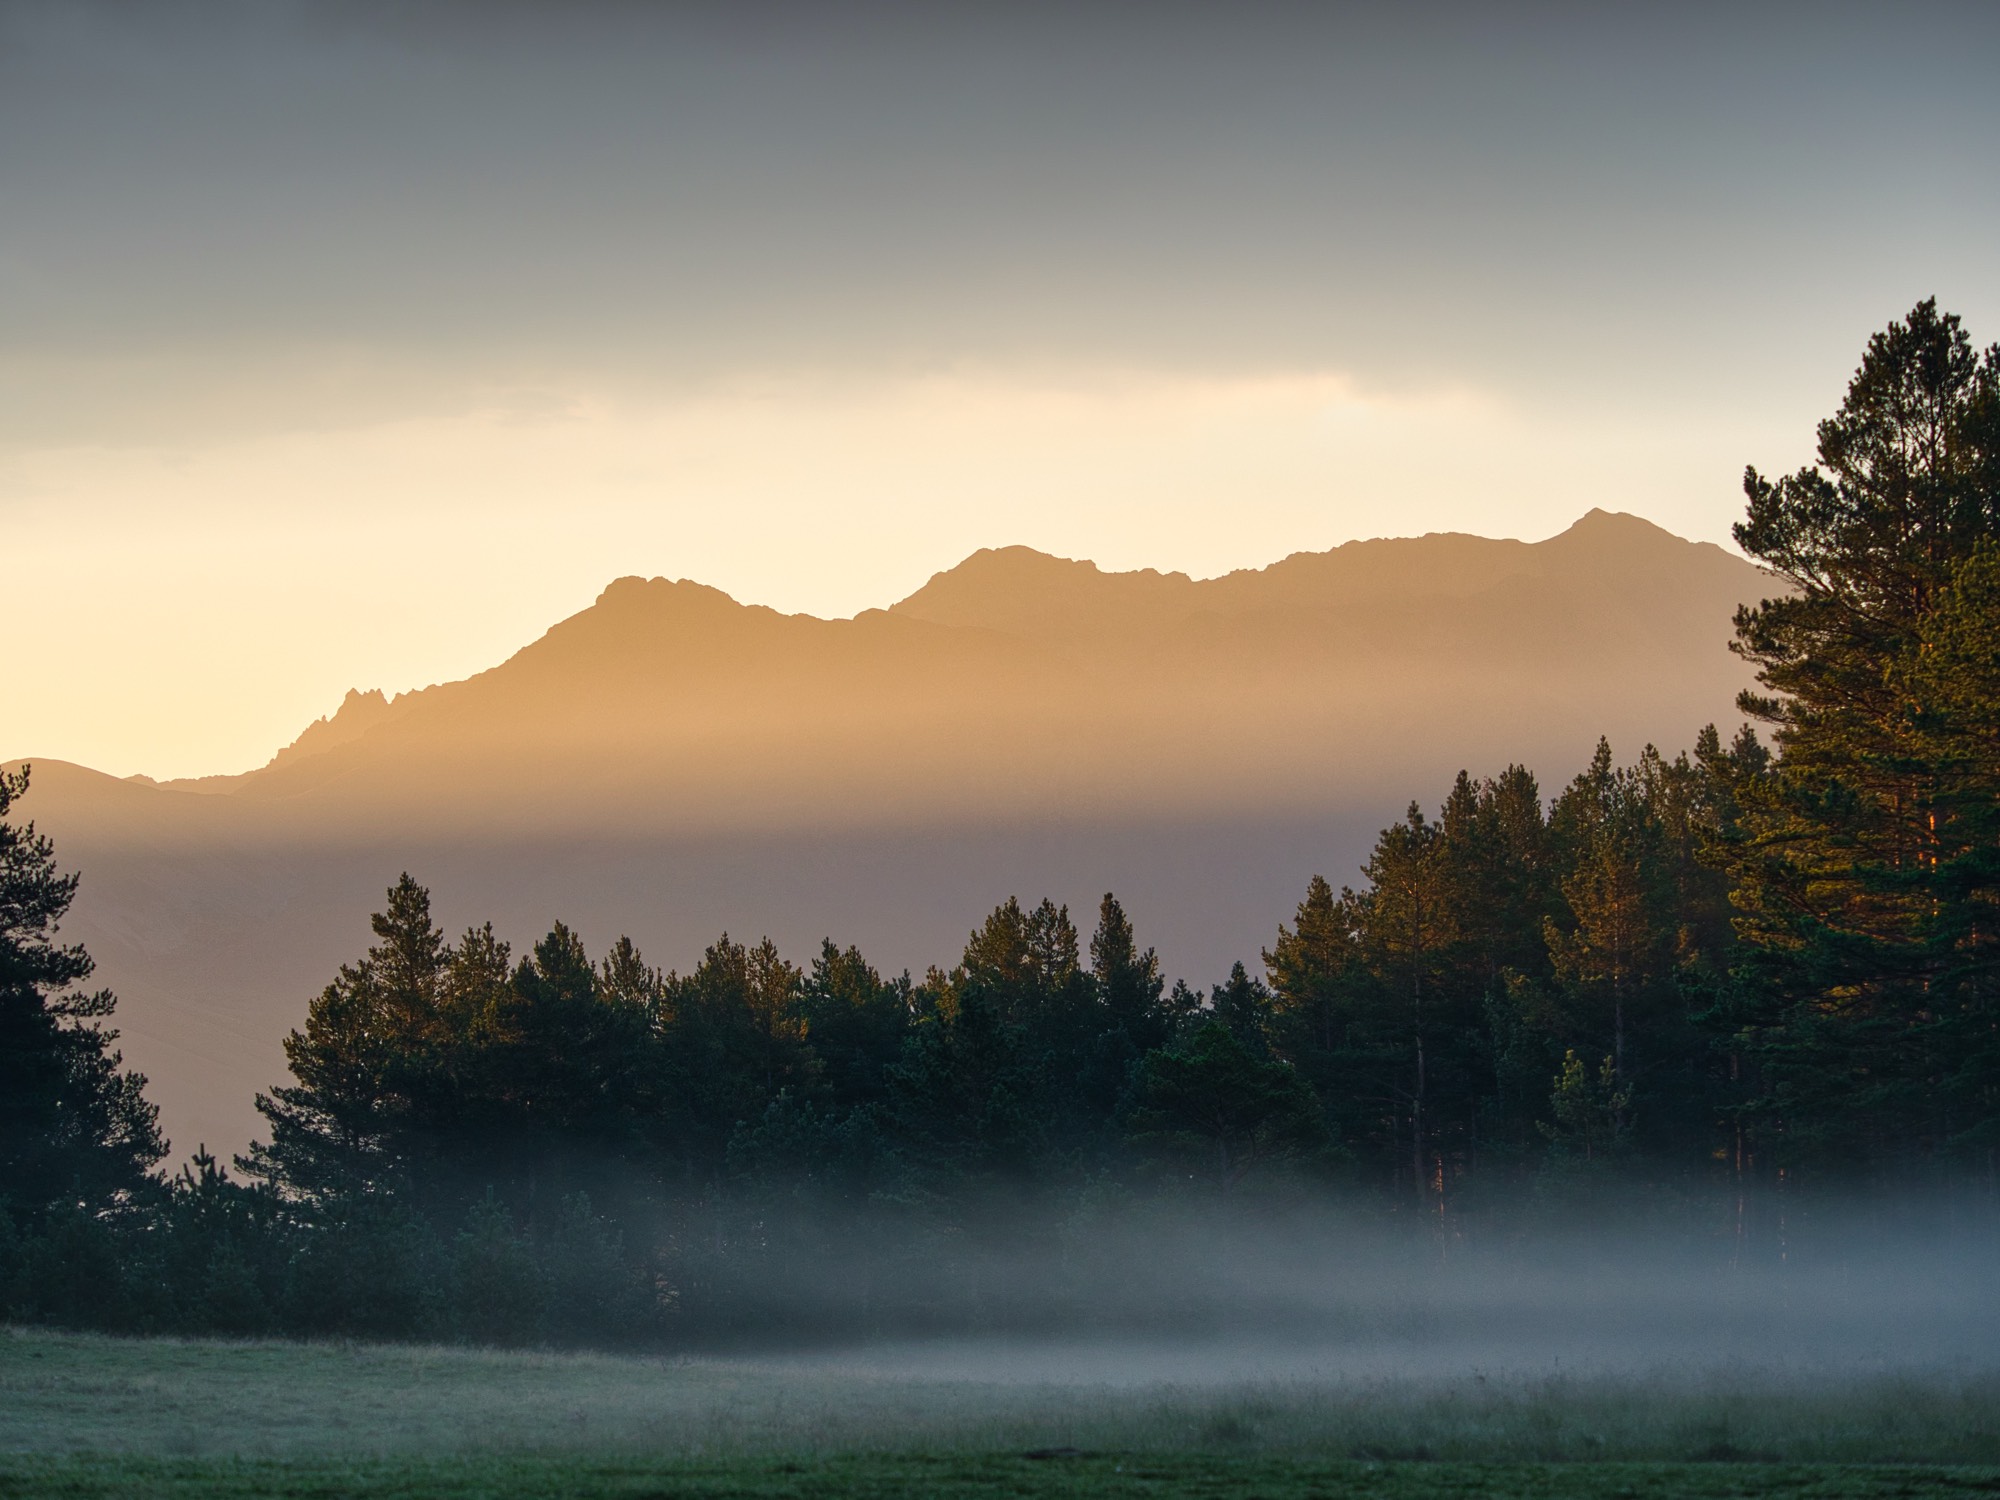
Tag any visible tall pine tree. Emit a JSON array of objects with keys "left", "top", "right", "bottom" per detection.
[
  {"left": 1724, "top": 299, "right": 2000, "bottom": 1180},
  {"left": 0, "top": 766, "right": 163, "bottom": 1222}
]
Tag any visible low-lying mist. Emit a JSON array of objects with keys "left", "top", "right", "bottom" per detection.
[
  {"left": 670, "top": 1192, "right": 2000, "bottom": 1387},
  {"left": 12, "top": 1199, "right": 2000, "bottom": 1467}
]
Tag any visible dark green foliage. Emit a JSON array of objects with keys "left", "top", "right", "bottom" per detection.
[
  {"left": 1207, "top": 963, "right": 1274, "bottom": 1056},
  {"left": 0, "top": 766, "right": 162, "bottom": 1332},
  {"left": 0, "top": 766, "right": 164, "bottom": 1229},
  {"left": 662, "top": 935, "right": 813, "bottom": 1180},
  {"left": 449, "top": 1196, "right": 543, "bottom": 1345},
  {"left": 236, "top": 873, "right": 451, "bottom": 1208},
  {"left": 1255, "top": 742, "right": 1736, "bottom": 1213},
  {"left": 280, "top": 1201, "right": 443, "bottom": 1340},
  {"left": 885, "top": 962, "right": 1048, "bottom": 1194},
  {"left": 538, "top": 1192, "right": 656, "bottom": 1347},
  {"left": 146, "top": 1148, "right": 285, "bottom": 1335},
  {"left": 13, "top": 1204, "right": 129, "bottom": 1329},
  {"left": 796, "top": 941, "right": 911, "bottom": 1112},
  {"left": 1091, "top": 894, "right": 1166, "bottom": 1044},
  {"left": 1718, "top": 299, "right": 2000, "bottom": 1181},
  {"left": 1123, "top": 1022, "right": 1330, "bottom": 1189},
  {"left": 1537, "top": 1050, "right": 1634, "bottom": 1195}
]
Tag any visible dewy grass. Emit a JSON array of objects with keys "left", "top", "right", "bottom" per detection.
[
  {"left": 7, "top": 1453, "right": 2000, "bottom": 1500},
  {"left": 4, "top": 1325, "right": 2000, "bottom": 1468}
]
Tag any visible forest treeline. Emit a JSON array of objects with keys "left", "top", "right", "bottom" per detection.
[{"left": 4, "top": 299, "right": 1999, "bottom": 1346}]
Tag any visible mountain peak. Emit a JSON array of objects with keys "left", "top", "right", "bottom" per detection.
[
  {"left": 892, "top": 547, "right": 1192, "bottom": 634},
  {"left": 265, "top": 686, "right": 406, "bottom": 773},
  {"left": 1536, "top": 508, "right": 1709, "bottom": 569},
  {"left": 1560, "top": 507, "right": 1671, "bottom": 536},
  {"left": 594, "top": 575, "right": 745, "bottom": 612},
  {"left": 909, "top": 545, "right": 1109, "bottom": 590}
]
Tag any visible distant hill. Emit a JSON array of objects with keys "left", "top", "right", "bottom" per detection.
[{"left": 8, "top": 510, "right": 1772, "bottom": 1161}]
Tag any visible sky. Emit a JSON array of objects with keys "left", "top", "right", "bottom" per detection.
[{"left": 5, "top": 1, "right": 1998, "bottom": 779}]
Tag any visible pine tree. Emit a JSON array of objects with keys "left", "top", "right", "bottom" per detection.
[
  {"left": 0, "top": 765, "right": 164, "bottom": 1223},
  {"left": 886, "top": 963, "right": 1044, "bottom": 1196},
  {"left": 1724, "top": 299, "right": 2000, "bottom": 1179},
  {"left": 1544, "top": 740, "right": 1672, "bottom": 1094},
  {"left": 240, "top": 873, "right": 451, "bottom": 1204},
  {"left": 1208, "top": 961, "right": 1274, "bottom": 1055},
  {"left": 1265, "top": 875, "right": 1362, "bottom": 1063},
  {"left": 795, "top": 940, "right": 911, "bottom": 1112},
  {"left": 1265, "top": 874, "right": 1415, "bottom": 1181},
  {"left": 1090, "top": 893, "right": 1169, "bottom": 1053},
  {"left": 658, "top": 935, "right": 811, "bottom": 1180},
  {"left": 1890, "top": 544, "right": 2000, "bottom": 1163},
  {"left": 1539, "top": 1050, "right": 1632, "bottom": 1166},
  {"left": 1362, "top": 803, "right": 1455, "bottom": 1207},
  {"left": 496, "top": 921, "right": 652, "bottom": 1139}
]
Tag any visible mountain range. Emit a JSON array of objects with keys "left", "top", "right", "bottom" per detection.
[{"left": 10, "top": 510, "right": 1770, "bottom": 1160}]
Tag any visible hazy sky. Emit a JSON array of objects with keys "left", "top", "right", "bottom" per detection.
[{"left": 6, "top": 1, "right": 1998, "bottom": 778}]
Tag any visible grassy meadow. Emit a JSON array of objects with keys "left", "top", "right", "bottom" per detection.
[{"left": 3, "top": 1325, "right": 1999, "bottom": 1497}]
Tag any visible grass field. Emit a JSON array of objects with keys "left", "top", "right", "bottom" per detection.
[
  {"left": 3, "top": 1325, "right": 1997, "bottom": 1496},
  {"left": 7, "top": 1453, "right": 2000, "bottom": 1498}
]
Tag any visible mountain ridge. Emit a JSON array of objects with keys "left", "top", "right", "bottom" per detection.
[{"left": 106, "top": 509, "right": 1761, "bottom": 797}]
